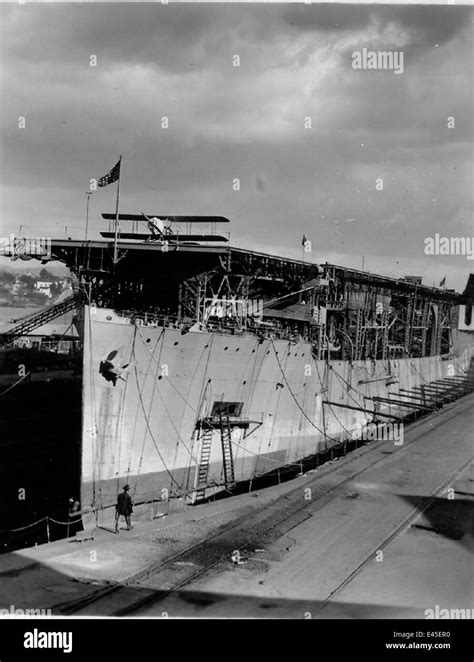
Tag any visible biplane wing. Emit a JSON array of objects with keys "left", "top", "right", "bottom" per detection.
[
  {"left": 100, "top": 232, "right": 228, "bottom": 242},
  {"left": 101, "top": 214, "right": 229, "bottom": 223}
]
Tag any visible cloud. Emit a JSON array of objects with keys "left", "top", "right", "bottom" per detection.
[
  {"left": 0, "top": 3, "right": 472, "bottom": 293},
  {"left": 283, "top": 5, "right": 472, "bottom": 50}
]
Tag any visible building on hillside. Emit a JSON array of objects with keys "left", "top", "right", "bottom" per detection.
[{"left": 35, "top": 281, "right": 53, "bottom": 298}]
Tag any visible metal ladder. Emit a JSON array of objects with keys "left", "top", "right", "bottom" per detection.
[
  {"left": 194, "top": 424, "right": 213, "bottom": 501},
  {"left": 219, "top": 412, "right": 236, "bottom": 490}
]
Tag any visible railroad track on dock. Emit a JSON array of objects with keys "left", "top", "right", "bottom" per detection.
[
  {"left": 311, "top": 455, "right": 473, "bottom": 617},
  {"left": 54, "top": 392, "right": 474, "bottom": 617}
]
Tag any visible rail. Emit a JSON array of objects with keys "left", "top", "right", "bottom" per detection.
[
  {"left": 113, "top": 308, "right": 315, "bottom": 343},
  {"left": 0, "top": 294, "right": 84, "bottom": 347},
  {"left": 49, "top": 395, "right": 474, "bottom": 617}
]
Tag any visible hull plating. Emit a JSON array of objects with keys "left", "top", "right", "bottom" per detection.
[{"left": 80, "top": 306, "right": 472, "bottom": 527}]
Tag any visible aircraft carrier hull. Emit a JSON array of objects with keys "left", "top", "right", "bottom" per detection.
[{"left": 79, "top": 306, "right": 473, "bottom": 529}]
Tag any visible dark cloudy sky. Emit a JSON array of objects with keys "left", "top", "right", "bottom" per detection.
[{"left": 0, "top": 3, "right": 472, "bottom": 290}]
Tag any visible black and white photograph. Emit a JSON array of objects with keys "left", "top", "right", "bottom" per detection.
[{"left": 0, "top": 0, "right": 472, "bottom": 657}]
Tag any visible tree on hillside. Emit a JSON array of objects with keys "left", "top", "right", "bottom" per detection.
[
  {"left": 0, "top": 270, "right": 16, "bottom": 285},
  {"left": 19, "top": 274, "right": 36, "bottom": 292},
  {"left": 39, "top": 268, "right": 55, "bottom": 282}
]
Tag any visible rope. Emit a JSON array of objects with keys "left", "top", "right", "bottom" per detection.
[
  {"left": 327, "top": 360, "right": 414, "bottom": 431},
  {"left": 115, "top": 326, "right": 139, "bottom": 498},
  {"left": 87, "top": 307, "right": 98, "bottom": 505},
  {"left": 0, "top": 514, "right": 81, "bottom": 535},
  {"left": 330, "top": 362, "right": 369, "bottom": 401},
  {"left": 135, "top": 327, "right": 237, "bottom": 494},
  {"left": 312, "top": 355, "right": 354, "bottom": 440},
  {"left": 0, "top": 371, "right": 31, "bottom": 398},
  {"left": 132, "top": 362, "right": 182, "bottom": 491},
  {"left": 134, "top": 327, "right": 166, "bottom": 484},
  {"left": 48, "top": 515, "right": 82, "bottom": 526},
  {"left": 137, "top": 333, "right": 314, "bottom": 470},
  {"left": 138, "top": 331, "right": 354, "bottom": 468},
  {"left": 317, "top": 361, "right": 360, "bottom": 445},
  {"left": 109, "top": 329, "right": 361, "bottom": 490},
  {"left": 411, "top": 361, "right": 429, "bottom": 384},
  {"left": 270, "top": 339, "right": 340, "bottom": 443},
  {"left": 1, "top": 517, "right": 48, "bottom": 533},
  {"left": 132, "top": 329, "right": 178, "bottom": 499}
]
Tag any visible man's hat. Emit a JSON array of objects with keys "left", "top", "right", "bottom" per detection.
[{"left": 123, "top": 484, "right": 130, "bottom": 490}]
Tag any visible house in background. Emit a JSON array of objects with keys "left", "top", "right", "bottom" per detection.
[{"left": 35, "top": 281, "right": 53, "bottom": 298}]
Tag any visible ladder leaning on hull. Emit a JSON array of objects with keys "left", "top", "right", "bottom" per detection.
[
  {"left": 191, "top": 414, "right": 236, "bottom": 503},
  {"left": 219, "top": 411, "right": 236, "bottom": 491},
  {"left": 193, "top": 424, "right": 213, "bottom": 502}
]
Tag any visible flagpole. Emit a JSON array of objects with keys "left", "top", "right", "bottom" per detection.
[
  {"left": 113, "top": 155, "right": 122, "bottom": 265},
  {"left": 85, "top": 191, "right": 92, "bottom": 241}
]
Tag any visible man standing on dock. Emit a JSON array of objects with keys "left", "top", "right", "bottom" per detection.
[{"left": 115, "top": 484, "right": 133, "bottom": 532}]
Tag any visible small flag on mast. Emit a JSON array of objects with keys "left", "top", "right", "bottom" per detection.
[
  {"left": 98, "top": 159, "right": 121, "bottom": 187},
  {"left": 439, "top": 275, "right": 446, "bottom": 287},
  {"left": 301, "top": 234, "right": 307, "bottom": 246}
]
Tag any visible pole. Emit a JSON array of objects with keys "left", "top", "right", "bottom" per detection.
[
  {"left": 407, "top": 282, "right": 417, "bottom": 356},
  {"left": 85, "top": 192, "right": 92, "bottom": 241},
  {"left": 362, "top": 255, "right": 365, "bottom": 271},
  {"left": 113, "top": 155, "right": 122, "bottom": 265}
]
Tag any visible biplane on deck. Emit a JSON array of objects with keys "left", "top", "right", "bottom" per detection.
[{"left": 100, "top": 213, "right": 230, "bottom": 243}]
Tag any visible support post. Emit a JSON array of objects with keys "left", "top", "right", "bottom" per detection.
[{"left": 113, "top": 155, "right": 122, "bottom": 266}]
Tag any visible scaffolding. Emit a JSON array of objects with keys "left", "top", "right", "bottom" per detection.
[{"left": 1, "top": 236, "right": 461, "bottom": 361}]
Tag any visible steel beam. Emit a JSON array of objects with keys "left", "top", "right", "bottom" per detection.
[
  {"left": 389, "top": 391, "right": 439, "bottom": 403},
  {"left": 322, "top": 401, "right": 399, "bottom": 419},
  {"left": 368, "top": 396, "right": 433, "bottom": 411}
]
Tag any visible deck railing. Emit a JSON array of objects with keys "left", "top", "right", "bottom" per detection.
[{"left": 113, "top": 308, "right": 313, "bottom": 343}]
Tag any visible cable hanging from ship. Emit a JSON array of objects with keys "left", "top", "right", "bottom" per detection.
[
  {"left": 313, "top": 359, "right": 355, "bottom": 441},
  {"left": 135, "top": 326, "right": 328, "bottom": 473},
  {"left": 270, "top": 339, "right": 342, "bottom": 444}
]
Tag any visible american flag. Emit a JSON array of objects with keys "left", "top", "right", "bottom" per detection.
[{"left": 98, "top": 159, "right": 121, "bottom": 187}]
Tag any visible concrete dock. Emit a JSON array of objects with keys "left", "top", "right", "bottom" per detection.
[{"left": 0, "top": 393, "right": 472, "bottom": 619}]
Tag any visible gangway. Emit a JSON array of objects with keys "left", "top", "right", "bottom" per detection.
[{"left": 0, "top": 294, "right": 84, "bottom": 347}]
